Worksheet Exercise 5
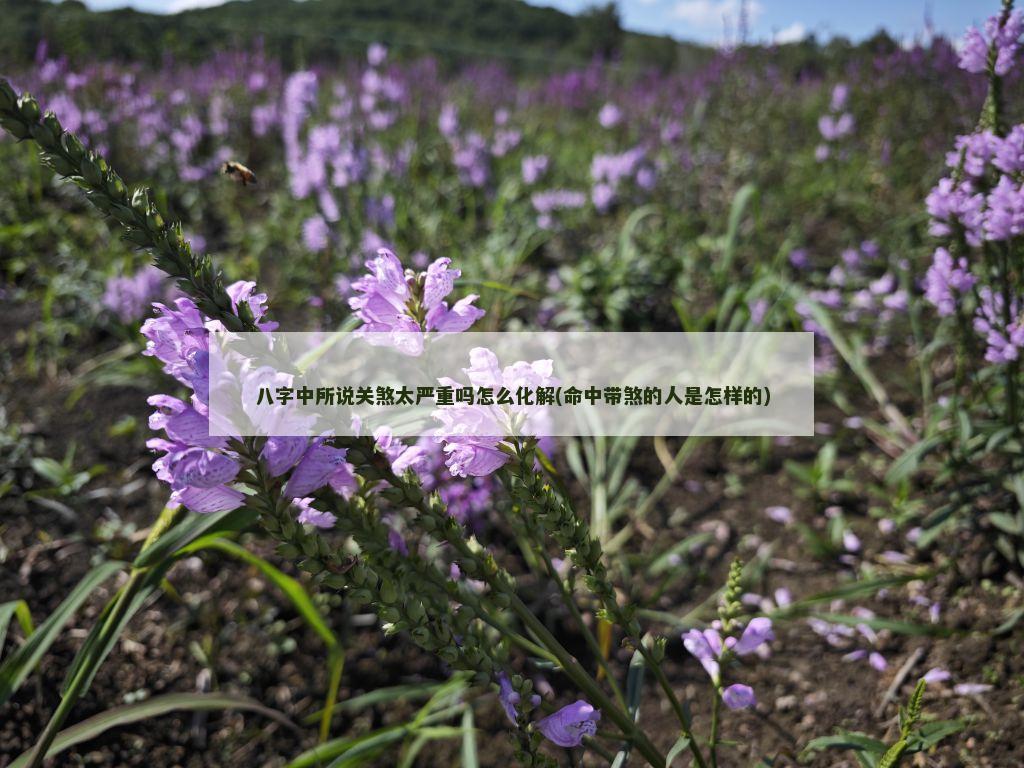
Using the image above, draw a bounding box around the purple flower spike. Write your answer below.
[536,700,600,747]
[721,684,756,710]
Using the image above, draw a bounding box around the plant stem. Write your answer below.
[708,686,722,768]
[514,504,628,711]
[25,569,146,768]
[637,644,709,768]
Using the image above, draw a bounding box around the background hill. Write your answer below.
[0,0,716,71]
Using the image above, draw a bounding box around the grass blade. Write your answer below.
[7,692,296,768]
[0,600,34,658]
[460,708,478,768]
[0,559,124,705]
[133,506,258,568]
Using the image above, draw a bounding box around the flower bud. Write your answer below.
[30,120,57,149]
[81,157,104,187]
[410,626,432,646]
[61,132,85,161]
[0,80,16,111]
[43,111,62,132]
[0,115,29,140]
[17,94,40,123]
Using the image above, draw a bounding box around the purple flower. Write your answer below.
[536,700,600,747]
[818,113,854,141]
[959,11,1023,76]
[172,484,246,513]
[592,182,615,213]
[102,265,168,322]
[226,280,277,331]
[829,83,849,112]
[438,103,459,138]
[984,175,1024,241]
[350,249,484,354]
[682,628,724,682]
[260,437,309,477]
[973,287,1024,363]
[433,349,556,478]
[591,147,645,187]
[924,247,975,317]
[497,674,520,724]
[367,43,388,67]
[730,617,774,655]
[521,154,549,185]
[765,505,793,524]
[954,682,993,696]
[598,102,621,128]
[387,526,409,556]
[721,684,756,710]
[141,296,210,393]
[302,215,330,253]
[283,442,350,497]
[294,497,337,529]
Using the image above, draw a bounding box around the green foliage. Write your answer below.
[802,678,965,768]
[6,692,296,768]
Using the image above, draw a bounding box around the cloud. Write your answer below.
[166,0,231,12]
[671,0,762,29]
[774,21,807,44]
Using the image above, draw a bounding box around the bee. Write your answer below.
[220,161,257,186]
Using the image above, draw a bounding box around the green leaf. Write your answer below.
[133,505,257,568]
[7,692,295,768]
[906,719,966,751]
[291,728,407,768]
[460,708,478,768]
[303,681,451,725]
[885,436,943,486]
[0,560,124,705]
[646,533,714,575]
[666,735,692,766]
[0,600,33,658]
[802,732,887,755]
[30,457,69,485]
[60,567,169,697]
[179,536,336,648]
[987,512,1024,536]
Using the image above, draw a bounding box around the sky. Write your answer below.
[78,0,991,46]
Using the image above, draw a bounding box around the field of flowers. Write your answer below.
[1,3,1024,766]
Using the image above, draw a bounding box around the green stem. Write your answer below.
[708,686,722,768]
[514,505,628,712]
[25,569,147,768]
[637,645,709,768]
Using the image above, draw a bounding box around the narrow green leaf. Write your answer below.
[0,600,33,658]
[0,560,124,705]
[60,566,168,696]
[133,506,257,568]
[802,732,887,755]
[8,692,295,768]
[666,735,692,766]
[460,708,478,768]
[180,537,336,648]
